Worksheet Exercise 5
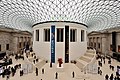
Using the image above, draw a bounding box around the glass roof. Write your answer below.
[0,0,120,32]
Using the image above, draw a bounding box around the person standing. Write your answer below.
[110,73,113,80]
[105,74,109,80]
[55,72,58,79]
[36,67,38,76]
[50,62,52,68]
[72,71,75,78]
[33,60,35,64]
[104,59,105,64]
[112,66,114,71]
[42,68,44,74]
[99,70,102,75]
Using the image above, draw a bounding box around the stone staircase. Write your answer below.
[76,59,88,70]
[84,53,94,58]
[75,49,96,72]
[35,59,46,69]
[25,52,46,71]
[79,56,91,63]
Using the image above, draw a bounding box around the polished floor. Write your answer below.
[0,56,119,80]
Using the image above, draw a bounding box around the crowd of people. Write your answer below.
[97,53,120,80]
[0,63,22,79]
[0,54,24,80]
[1,49,120,80]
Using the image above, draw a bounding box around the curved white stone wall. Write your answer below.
[33,22,87,63]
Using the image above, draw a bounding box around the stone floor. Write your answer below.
[0,56,120,80]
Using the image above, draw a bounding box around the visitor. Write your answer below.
[20,69,23,76]
[99,70,102,75]
[117,76,120,80]
[108,59,111,64]
[111,66,114,71]
[42,68,44,74]
[114,76,117,80]
[55,72,58,79]
[50,62,52,68]
[105,74,109,80]
[104,59,105,64]
[34,56,36,59]
[72,71,75,78]
[36,67,38,76]
[98,67,100,74]
[110,73,113,80]
[36,58,39,62]
[33,60,35,64]
[109,65,112,69]
[6,75,9,80]
[116,71,119,76]
[101,58,102,62]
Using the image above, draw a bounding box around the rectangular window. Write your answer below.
[6,44,9,50]
[44,29,50,42]
[57,28,64,42]
[0,45,1,51]
[70,29,77,42]
[36,30,39,41]
[81,30,84,42]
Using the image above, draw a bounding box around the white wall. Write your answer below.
[33,22,87,63]
[69,26,87,61]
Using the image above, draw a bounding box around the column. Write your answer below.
[96,37,99,52]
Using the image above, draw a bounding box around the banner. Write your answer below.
[51,25,55,63]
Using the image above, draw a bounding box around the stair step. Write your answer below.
[84,53,94,58]
[79,56,91,63]
[77,59,88,65]
[35,60,46,69]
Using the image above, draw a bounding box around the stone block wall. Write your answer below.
[0,27,32,54]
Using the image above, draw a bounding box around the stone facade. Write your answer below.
[87,28,120,55]
[0,27,32,54]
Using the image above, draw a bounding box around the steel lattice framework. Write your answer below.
[0,0,120,32]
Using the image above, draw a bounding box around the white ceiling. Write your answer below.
[0,0,120,32]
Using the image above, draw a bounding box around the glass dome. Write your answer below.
[0,0,120,32]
